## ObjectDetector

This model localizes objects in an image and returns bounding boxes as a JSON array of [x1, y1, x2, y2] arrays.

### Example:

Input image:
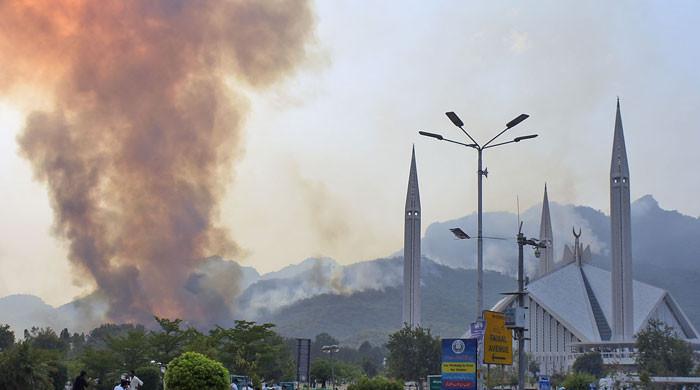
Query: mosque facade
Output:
[[493, 101, 699, 375]]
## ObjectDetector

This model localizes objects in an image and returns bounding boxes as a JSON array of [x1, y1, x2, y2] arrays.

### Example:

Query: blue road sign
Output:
[[441, 338, 477, 390]]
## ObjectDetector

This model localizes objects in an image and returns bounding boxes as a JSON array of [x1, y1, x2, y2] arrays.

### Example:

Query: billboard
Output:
[[441, 338, 477, 390], [483, 310, 513, 365], [296, 338, 311, 383]]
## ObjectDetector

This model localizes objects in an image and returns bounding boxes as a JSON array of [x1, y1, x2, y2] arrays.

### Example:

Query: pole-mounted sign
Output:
[[441, 338, 477, 390], [483, 310, 513, 365]]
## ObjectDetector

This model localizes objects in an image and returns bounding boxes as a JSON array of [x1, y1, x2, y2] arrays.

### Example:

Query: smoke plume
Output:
[[1, 1, 314, 325]]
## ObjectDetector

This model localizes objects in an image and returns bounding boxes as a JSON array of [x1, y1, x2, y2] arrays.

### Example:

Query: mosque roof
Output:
[[493, 262, 699, 342]]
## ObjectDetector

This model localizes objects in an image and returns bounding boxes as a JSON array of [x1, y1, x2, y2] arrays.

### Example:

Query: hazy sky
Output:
[[2, 1, 699, 306]]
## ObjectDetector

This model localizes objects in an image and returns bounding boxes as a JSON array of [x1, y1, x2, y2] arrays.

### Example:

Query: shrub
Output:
[[348, 376, 403, 390], [561, 372, 596, 390], [164, 352, 229, 390]]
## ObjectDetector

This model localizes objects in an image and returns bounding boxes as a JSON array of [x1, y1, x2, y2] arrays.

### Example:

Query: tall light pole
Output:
[[420, 111, 536, 321], [321, 344, 340, 390]]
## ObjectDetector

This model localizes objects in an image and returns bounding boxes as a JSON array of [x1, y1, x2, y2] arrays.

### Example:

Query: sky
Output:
[[1, 1, 700, 306]]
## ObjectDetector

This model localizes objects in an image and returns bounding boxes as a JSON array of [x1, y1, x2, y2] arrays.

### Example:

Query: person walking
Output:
[[73, 371, 89, 390]]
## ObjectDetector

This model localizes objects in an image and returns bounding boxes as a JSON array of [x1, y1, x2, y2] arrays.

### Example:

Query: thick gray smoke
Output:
[[0, 1, 315, 326]]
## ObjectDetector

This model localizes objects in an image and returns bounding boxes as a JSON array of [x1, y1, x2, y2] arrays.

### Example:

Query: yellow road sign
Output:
[[483, 310, 513, 365]]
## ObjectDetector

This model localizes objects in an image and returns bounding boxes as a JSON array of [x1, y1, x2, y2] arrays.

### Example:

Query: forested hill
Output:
[[257, 259, 516, 346]]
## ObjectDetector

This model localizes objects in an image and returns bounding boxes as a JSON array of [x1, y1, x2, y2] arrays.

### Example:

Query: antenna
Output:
[[516, 195, 521, 230]]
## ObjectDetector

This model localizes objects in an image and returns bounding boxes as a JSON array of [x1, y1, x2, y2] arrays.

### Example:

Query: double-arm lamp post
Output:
[[321, 344, 340, 390], [419, 112, 537, 321]]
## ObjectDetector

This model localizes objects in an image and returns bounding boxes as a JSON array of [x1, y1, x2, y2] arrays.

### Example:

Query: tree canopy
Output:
[[0, 324, 16, 351], [572, 351, 604, 378], [385, 325, 440, 385], [0, 320, 390, 390], [636, 319, 694, 377]]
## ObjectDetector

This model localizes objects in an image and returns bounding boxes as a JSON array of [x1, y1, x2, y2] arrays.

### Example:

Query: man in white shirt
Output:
[[231, 378, 239, 390], [129, 370, 143, 390]]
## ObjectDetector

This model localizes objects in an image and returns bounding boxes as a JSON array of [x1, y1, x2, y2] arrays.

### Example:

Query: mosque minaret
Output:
[[610, 98, 634, 340], [403, 146, 421, 327]]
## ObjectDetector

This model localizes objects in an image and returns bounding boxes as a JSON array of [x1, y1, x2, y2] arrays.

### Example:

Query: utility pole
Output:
[[514, 221, 546, 390]]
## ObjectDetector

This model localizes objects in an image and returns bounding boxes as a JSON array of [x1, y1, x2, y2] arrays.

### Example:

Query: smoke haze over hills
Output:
[[2, 194, 699, 345]]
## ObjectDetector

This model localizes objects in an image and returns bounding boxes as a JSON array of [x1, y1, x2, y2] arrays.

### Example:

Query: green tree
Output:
[[310, 358, 332, 387], [357, 341, 385, 375], [80, 346, 120, 390], [361, 358, 379, 377], [311, 358, 363, 387], [212, 320, 294, 381], [636, 319, 694, 377], [348, 376, 403, 390], [149, 317, 189, 364], [25, 327, 67, 351], [134, 364, 164, 390], [385, 325, 440, 387], [87, 323, 145, 348], [0, 341, 54, 390], [164, 351, 229, 390], [181, 328, 218, 358], [572, 351, 604, 378], [257, 332, 295, 381], [0, 324, 15, 351], [335, 360, 364, 382], [106, 328, 152, 372], [48, 361, 69, 390], [561, 372, 596, 390]]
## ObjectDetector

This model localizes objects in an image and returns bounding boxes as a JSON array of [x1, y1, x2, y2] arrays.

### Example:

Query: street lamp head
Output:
[[419, 131, 444, 140], [514, 134, 538, 142], [449, 228, 470, 240], [506, 114, 529, 129], [445, 111, 464, 127], [321, 344, 340, 353]]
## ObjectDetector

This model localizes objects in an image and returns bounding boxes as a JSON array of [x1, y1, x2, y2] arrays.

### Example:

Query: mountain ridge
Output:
[[1, 194, 698, 345]]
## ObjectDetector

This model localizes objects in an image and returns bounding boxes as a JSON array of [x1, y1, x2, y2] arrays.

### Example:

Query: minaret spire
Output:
[[610, 99, 633, 340], [538, 183, 554, 277], [403, 145, 421, 327]]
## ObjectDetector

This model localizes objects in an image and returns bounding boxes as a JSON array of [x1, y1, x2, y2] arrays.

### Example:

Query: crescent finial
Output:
[[573, 226, 581, 238]]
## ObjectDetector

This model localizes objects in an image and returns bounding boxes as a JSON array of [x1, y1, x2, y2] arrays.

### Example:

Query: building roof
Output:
[[494, 262, 699, 342]]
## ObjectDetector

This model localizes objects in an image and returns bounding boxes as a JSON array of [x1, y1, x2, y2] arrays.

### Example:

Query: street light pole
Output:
[[420, 112, 536, 321], [477, 148, 484, 319], [331, 350, 335, 390], [321, 344, 340, 390]]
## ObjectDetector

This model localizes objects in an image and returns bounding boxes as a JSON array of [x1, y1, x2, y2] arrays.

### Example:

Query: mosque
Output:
[[493, 100, 700, 375]]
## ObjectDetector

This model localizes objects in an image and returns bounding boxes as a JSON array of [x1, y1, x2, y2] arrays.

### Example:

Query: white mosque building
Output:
[[493, 100, 699, 375]]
